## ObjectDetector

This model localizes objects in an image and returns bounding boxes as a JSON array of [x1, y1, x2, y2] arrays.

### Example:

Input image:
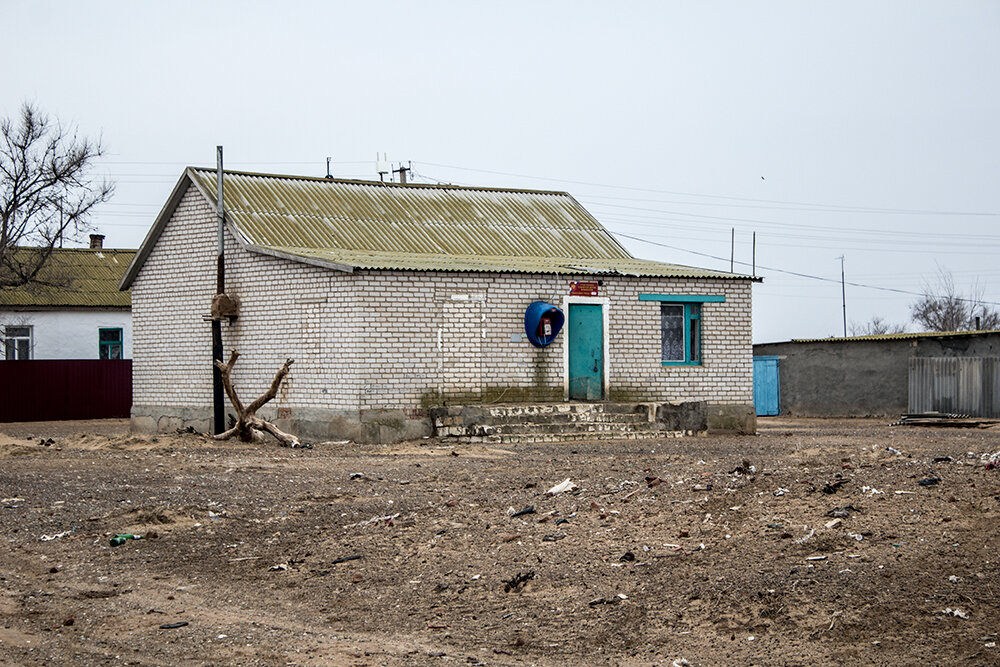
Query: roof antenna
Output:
[[376, 152, 389, 182], [393, 160, 412, 185], [325, 157, 334, 180]]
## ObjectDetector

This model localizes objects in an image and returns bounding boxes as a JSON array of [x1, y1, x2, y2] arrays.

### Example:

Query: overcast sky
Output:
[[3, 1, 998, 343]]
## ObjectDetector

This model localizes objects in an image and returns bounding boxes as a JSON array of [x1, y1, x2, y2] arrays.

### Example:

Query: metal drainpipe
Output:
[[212, 146, 226, 434]]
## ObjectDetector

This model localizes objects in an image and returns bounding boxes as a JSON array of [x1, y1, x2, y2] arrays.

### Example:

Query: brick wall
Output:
[[130, 183, 753, 436]]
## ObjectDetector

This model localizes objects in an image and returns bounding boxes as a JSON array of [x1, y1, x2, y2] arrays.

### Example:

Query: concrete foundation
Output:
[[133, 400, 754, 444]]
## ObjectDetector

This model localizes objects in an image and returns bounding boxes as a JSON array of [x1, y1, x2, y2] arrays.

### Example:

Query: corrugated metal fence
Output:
[[0, 360, 132, 422], [908, 357, 1000, 417]]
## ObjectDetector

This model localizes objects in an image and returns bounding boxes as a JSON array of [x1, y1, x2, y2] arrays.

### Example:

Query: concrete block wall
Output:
[[130, 183, 755, 440]]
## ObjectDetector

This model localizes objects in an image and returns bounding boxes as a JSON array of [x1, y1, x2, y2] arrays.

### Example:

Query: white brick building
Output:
[[121, 169, 757, 442]]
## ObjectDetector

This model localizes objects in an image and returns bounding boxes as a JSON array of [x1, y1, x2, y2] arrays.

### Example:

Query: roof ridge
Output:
[[186, 166, 572, 197]]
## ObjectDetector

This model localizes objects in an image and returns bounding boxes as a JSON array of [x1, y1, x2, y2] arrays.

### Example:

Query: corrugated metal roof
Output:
[[771, 330, 1000, 344], [182, 169, 749, 280], [0, 248, 135, 308]]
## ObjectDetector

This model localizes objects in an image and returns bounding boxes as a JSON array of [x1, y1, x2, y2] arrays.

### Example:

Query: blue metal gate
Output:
[[753, 356, 780, 416]]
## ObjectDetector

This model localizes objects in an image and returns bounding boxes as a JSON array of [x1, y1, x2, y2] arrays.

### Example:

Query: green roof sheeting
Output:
[[0, 248, 135, 308], [122, 168, 754, 288]]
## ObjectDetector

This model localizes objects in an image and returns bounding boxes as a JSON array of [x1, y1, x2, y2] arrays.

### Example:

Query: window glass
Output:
[[660, 305, 684, 362], [99, 328, 123, 360], [3, 326, 31, 360]]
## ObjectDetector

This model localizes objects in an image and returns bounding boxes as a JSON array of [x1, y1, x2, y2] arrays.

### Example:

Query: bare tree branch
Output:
[[910, 269, 1000, 332], [212, 350, 301, 447], [0, 102, 114, 290]]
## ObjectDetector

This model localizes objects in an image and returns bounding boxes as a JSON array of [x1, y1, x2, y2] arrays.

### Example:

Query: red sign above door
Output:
[[570, 281, 599, 296]]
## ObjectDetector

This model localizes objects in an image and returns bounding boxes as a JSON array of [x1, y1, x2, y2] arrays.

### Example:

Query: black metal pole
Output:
[[212, 146, 226, 434]]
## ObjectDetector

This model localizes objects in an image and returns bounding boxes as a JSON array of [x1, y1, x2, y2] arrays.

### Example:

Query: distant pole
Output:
[[838, 255, 847, 337], [212, 147, 226, 435], [730, 228, 734, 273], [752, 231, 756, 276]]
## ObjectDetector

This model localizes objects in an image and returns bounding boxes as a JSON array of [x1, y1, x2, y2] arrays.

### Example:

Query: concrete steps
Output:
[[429, 401, 707, 444]]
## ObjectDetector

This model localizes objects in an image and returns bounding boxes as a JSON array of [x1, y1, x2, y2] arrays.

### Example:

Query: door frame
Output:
[[562, 295, 610, 401]]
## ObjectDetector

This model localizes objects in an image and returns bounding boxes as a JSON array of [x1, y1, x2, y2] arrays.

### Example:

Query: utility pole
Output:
[[730, 228, 734, 273], [838, 255, 847, 337], [212, 147, 226, 435], [393, 161, 411, 184]]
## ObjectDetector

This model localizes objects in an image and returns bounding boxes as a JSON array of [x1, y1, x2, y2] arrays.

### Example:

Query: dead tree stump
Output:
[[213, 350, 301, 447]]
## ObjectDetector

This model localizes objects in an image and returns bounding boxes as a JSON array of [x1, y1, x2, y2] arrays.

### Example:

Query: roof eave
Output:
[[119, 170, 195, 290]]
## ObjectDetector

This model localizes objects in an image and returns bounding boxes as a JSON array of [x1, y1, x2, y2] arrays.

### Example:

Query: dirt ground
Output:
[[1, 417, 999, 666]]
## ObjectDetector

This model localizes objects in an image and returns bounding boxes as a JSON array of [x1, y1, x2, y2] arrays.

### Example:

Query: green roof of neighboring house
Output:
[[758, 330, 1000, 345], [121, 168, 755, 288], [0, 248, 135, 308]]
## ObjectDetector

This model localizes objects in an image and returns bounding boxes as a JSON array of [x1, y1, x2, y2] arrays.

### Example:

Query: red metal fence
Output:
[[0, 360, 132, 422]]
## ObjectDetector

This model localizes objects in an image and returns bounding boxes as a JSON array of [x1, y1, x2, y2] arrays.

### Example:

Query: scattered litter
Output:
[[894, 490, 915, 495], [555, 518, 569, 526], [110, 533, 142, 547], [40, 530, 73, 542], [342, 513, 400, 529], [861, 486, 883, 496], [806, 555, 828, 561], [503, 570, 535, 593], [826, 505, 861, 518], [620, 551, 636, 562], [545, 479, 578, 496], [795, 529, 815, 544], [821, 479, 849, 494], [847, 533, 863, 542], [618, 593, 628, 600], [773, 488, 790, 497], [159, 622, 189, 630], [331, 554, 362, 565], [645, 475, 664, 487], [269, 563, 288, 571], [537, 510, 560, 523], [918, 477, 941, 486], [824, 518, 842, 529], [886, 446, 905, 456], [942, 607, 969, 619], [622, 488, 642, 502], [588, 596, 619, 606], [730, 459, 755, 475], [349, 472, 364, 480], [949, 575, 962, 583], [894, 412, 1000, 428], [672, 660, 690, 667], [933, 456, 953, 463], [510, 506, 535, 518]]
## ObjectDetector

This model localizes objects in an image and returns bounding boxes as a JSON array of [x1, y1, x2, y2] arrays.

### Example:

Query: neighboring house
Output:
[[753, 331, 1000, 417], [0, 237, 135, 422], [0, 237, 135, 360], [121, 168, 758, 442]]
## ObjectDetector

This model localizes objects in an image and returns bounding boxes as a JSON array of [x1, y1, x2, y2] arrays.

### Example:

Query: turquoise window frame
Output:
[[639, 294, 725, 366], [99, 327, 123, 360]]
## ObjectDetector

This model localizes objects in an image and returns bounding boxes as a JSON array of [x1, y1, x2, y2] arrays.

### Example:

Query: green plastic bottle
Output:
[[110, 534, 142, 547]]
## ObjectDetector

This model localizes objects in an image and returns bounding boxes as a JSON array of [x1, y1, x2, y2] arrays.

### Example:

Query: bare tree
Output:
[[213, 350, 302, 447], [0, 103, 114, 289], [849, 316, 907, 337], [910, 270, 1000, 332]]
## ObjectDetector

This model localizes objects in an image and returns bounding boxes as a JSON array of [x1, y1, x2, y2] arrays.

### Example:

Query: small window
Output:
[[99, 328, 123, 360], [3, 326, 32, 360], [660, 303, 701, 365], [640, 294, 724, 366]]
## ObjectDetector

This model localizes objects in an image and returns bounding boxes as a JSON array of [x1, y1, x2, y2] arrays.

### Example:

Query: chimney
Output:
[[89, 234, 105, 249]]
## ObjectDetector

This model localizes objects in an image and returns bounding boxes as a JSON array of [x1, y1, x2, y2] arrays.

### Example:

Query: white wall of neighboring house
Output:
[[1, 310, 132, 360]]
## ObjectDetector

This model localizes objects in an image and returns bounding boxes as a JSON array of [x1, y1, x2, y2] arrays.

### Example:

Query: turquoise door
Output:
[[753, 356, 780, 416], [568, 304, 603, 400]]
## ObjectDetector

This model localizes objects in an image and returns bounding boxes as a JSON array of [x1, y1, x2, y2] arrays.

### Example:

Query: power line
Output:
[[419, 161, 999, 217], [613, 231, 1000, 307]]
